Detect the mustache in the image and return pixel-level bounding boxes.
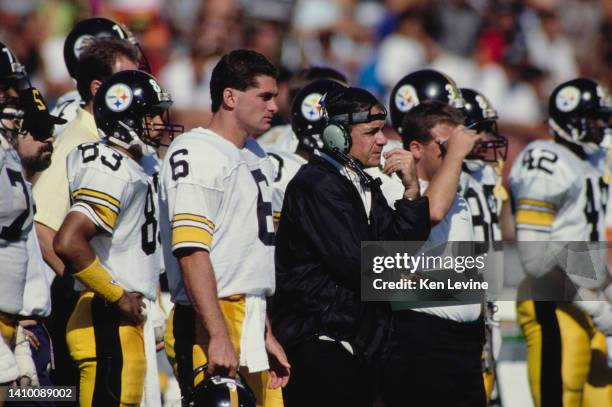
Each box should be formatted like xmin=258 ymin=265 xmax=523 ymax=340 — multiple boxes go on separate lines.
xmin=38 ymin=142 xmax=53 ymax=154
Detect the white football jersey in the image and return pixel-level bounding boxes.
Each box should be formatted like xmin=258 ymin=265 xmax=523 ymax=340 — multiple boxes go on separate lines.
xmin=459 ymin=161 xmax=503 ymax=244
xmin=257 ymin=124 xmax=298 ymax=152
xmin=265 ymin=148 xmax=307 ymax=220
xmin=510 ymin=140 xmax=608 ymax=241
xmin=50 ymin=90 xmax=82 ymax=137
xmin=0 ymin=134 xmax=32 ymax=314
xmin=160 ymin=128 xmax=275 ymax=305
xmin=20 ymin=226 xmax=54 ymax=317
xmin=67 ymin=141 xmax=160 ymax=300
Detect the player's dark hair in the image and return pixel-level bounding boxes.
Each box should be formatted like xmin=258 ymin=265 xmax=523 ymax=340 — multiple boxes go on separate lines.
xmin=75 ymin=37 xmax=140 ymax=103
xmin=209 ymin=49 xmax=278 ymax=113
xmin=400 ymin=100 xmax=465 ymax=147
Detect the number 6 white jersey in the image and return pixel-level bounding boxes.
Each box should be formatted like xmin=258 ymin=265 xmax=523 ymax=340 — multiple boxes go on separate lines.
xmin=159 ymin=128 xmax=276 ymax=305
xmin=66 ymin=141 xmax=160 ymax=300
xmin=509 ymin=139 xmax=608 ymax=241
xmin=0 ymin=134 xmax=33 ymax=314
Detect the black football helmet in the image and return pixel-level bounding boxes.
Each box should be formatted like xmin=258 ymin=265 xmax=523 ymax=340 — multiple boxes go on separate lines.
xmin=0 ymin=42 xmax=29 ymax=141
xmin=63 ymin=17 xmax=150 ymax=79
xmin=291 ymin=79 xmax=346 ymax=153
xmin=192 ymin=366 xmax=256 ymax=407
xmin=461 ymin=88 xmax=508 ymax=162
xmin=549 ymin=77 xmax=612 ymax=151
xmin=93 ymin=70 xmax=183 ymax=150
xmin=389 ymin=69 xmax=465 ymax=135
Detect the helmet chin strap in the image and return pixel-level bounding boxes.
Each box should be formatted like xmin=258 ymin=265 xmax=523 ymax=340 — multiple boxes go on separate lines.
xmin=111 ymin=120 xmax=153 ymax=154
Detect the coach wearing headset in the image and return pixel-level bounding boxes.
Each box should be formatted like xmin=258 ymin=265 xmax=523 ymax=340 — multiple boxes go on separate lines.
xmin=271 ymin=86 xmax=431 ymax=407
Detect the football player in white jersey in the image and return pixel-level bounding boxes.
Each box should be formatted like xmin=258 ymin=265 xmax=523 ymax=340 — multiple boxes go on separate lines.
xmin=258 ymin=67 xmax=347 ymax=152
xmin=387 ymin=70 xmax=508 ymax=404
xmin=380 ymin=99 xmax=487 ymax=407
xmin=267 ymin=78 xmax=346 ymax=226
xmin=14 ymin=86 xmax=65 ymax=389
xmin=53 ymin=70 xmax=181 ymax=406
xmin=160 ymin=49 xmax=289 ymax=407
xmin=459 ymin=87 xmax=508 ymax=403
xmin=510 ymin=78 xmax=612 ymax=407
xmin=0 ymin=43 xmax=33 ymax=364
xmin=51 ymin=17 xmax=150 ymax=135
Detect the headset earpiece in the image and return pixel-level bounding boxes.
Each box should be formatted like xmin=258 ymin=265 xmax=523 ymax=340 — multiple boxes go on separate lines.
xmin=322 ymin=122 xmax=351 ymax=155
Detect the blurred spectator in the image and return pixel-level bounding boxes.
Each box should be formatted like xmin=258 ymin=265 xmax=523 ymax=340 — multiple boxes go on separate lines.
xmin=375 ymin=9 xmax=432 ymax=91
xmin=523 ymin=9 xmax=578 ymax=94
xmin=434 ymin=0 xmax=483 ymax=56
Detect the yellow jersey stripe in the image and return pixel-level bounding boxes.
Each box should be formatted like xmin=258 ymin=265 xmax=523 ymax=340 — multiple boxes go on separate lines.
xmin=516 ymin=209 xmax=554 ymax=227
xmin=172 ymin=225 xmax=212 ymax=248
xmin=172 ymin=213 xmax=215 ymax=230
xmin=518 ymin=198 xmax=557 ymax=210
xmin=72 ymin=188 xmax=120 ymax=208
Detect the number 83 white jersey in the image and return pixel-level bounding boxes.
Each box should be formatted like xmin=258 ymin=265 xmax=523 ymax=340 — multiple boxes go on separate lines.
xmin=159 ymin=128 xmax=276 ymax=305
xmin=66 ymin=141 xmax=160 ymax=300
xmin=509 ymin=139 xmax=608 ymax=241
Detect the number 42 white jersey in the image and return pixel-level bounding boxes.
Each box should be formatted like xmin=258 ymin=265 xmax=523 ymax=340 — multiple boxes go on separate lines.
xmin=509 ymin=140 xmax=608 ymax=241
xmin=66 ymin=142 xmax=160 ymax=300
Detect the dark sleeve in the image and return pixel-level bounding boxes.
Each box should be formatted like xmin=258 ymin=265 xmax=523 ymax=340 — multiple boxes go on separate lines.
xmin=370 ymin=185 xmax=431 ymax=242
xmin=275 ymin=174 xmax=367 ymax=299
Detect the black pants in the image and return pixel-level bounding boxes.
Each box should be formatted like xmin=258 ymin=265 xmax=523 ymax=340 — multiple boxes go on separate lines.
xmin=283 ymin=337 xmax=372 ymax=407
xmin=381 ymin=310 xmax=486 ymax=407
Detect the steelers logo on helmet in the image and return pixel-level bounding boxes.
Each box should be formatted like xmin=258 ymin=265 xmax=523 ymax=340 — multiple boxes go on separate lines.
xmin=301 ymin=92 xmax=323 ymax=122
xmin=73 ymin=35 xmax=95 ymax=59
xmin=105 ymin=83 xmax=133 ymax=112
xmin=394 ymin=84 xmax=419 ymax=112
xmin=555 ymin=86 xmax=581 ymax=113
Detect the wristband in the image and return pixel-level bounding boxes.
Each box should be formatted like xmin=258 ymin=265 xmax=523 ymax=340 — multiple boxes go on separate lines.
xmin=73 ymin=256 xmax=124 ymax=303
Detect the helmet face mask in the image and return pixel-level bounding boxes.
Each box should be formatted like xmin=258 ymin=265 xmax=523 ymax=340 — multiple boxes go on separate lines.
xmin=468 ymin=122 xmax=509 ymax=162
xmin=0 ymin=43 xmax=28 ymax=142
xmin=460 ymin=88 xmax=508 ymax=163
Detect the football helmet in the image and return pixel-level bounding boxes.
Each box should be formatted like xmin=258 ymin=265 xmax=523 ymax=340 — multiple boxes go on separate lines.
xmin=291 ymin=79 xmax=346 ymax=153
xmin=389 ymin=69 xmax=464 ymax=135
xmin=63 ymin=17 xmax=150 ymax=79
xmin=549 ymin=77 xmax=612 ymax=152
xmin=192 ymin=365 xmax=256 ymax=407
xmin=0 ymin=42 xmax=28 ymax=141
xmin=93 ymin=70 xmax=183 ymax=150
xmin=461 ymin=88 xmax=508 ymax=162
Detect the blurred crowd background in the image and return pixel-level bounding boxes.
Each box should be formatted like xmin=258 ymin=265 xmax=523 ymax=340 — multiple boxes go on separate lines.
xmin=0 ymin=0 xmax=610 ymax=186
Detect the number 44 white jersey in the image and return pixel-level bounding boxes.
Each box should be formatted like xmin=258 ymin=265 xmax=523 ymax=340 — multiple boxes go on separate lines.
xmin=509 ymin=139 xmax=608 ymax=241
xmin=66 ymin=142 xmax=160 ymax=300
xmin=159 ymin=128 xmax=276 ymax=305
